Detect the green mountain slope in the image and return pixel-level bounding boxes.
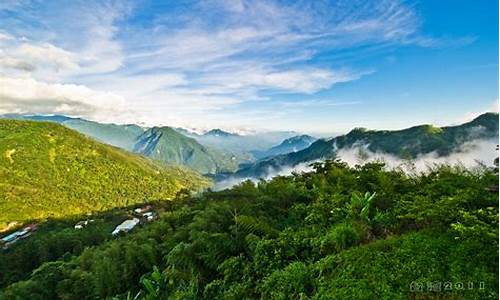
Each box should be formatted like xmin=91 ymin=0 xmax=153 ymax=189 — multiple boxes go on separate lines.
xmin=235 ymin=112 xmax=499 ymax=178
xmin=0 ymin=120 xmax=210 ymax=230
xmin=133 ymin=127 xmax=239 ymax=174
xmin=0 ymin=114 xmax=145 ymax=151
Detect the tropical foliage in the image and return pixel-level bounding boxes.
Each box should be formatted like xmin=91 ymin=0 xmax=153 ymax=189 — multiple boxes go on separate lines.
xmin=1 ymin=160 xmax=497 ymax=299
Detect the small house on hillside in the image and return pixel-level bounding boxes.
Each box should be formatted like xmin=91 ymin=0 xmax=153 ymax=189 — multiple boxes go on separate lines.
xmin=74 ymin=219 xmax=95 ymax=229
xmin=142 ymin=212 xmax=156 ymax=222
xmin=112 ymin=218 xmax=140 ymax=236
xmin=0 ymin=224 xmax=38 ymax=248
xmin=134 ymin=205 xmax=152 ymax=214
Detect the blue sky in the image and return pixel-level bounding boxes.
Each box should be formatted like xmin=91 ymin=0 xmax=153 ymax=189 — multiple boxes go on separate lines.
xmin=0 ymin=0 xmax=497 ymax=134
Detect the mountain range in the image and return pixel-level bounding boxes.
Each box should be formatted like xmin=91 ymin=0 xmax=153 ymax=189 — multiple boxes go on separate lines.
xmin=1 ymin=113 xmax=498 ymax=181
xmin=233 ymin=113 xmax=499 ymax=178
xmin=0 ymin=115 xmax=254 ymax=173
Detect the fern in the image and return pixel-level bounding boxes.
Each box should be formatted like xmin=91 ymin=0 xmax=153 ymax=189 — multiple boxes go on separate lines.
xmin=234 ymin=215 xmax=279 ymax=237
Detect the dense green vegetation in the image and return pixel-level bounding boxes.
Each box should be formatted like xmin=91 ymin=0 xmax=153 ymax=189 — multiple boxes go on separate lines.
xmin=134 ymin=126 xmax=240 ymax=174
xmin=1 ymin=114 xmax=145 ymax=151
xmin=0 ymin=120 xmax=210 ymax=230
xmin=0 ymin=211 xmax=125 ymax=287
xmin=237 ymin=112 xmax=499 ymax=178
xmin=1 ymin=160 xmax=497 ymax=299
xmin=0 ymin=201 xmax=179 ymax=289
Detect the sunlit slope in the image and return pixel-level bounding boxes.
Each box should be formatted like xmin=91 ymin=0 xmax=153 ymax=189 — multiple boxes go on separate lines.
xmin=0 ymin=120 xmax=210 ymax=229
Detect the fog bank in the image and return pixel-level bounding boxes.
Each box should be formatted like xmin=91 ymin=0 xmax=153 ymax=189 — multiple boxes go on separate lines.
xmin=214 ymin=139 xmax=498 ymax=190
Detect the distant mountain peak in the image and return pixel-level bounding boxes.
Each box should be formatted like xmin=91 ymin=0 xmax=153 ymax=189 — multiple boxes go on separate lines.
xmin=254 ymin=134 xmax=317 ymax=159
xmin=204 ymin=129 xmax=239 ymax=137
xmin=281 ymin=134 xmax=316 ymax=144
xmin=467 ymin=112 xmax=499 ymax=126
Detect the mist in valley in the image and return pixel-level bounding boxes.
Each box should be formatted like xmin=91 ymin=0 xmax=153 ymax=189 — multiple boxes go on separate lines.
xmin=214 ymin=138 xmax=499 ymax=190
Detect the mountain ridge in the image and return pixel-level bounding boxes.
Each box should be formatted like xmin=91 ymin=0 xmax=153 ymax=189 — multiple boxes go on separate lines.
xmin=133 ymin=126 xmax=239 ymax=174
xmin=255 ymin=134 xmax=317 ymax=158
xmin=233 ymin=112 xmax=499 ymax=178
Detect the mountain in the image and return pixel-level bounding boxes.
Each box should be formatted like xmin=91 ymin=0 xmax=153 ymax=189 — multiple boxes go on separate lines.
xmin=61 ymin=119 xmax=144 ymax=151
xmin=194 ymin=130 xmax=298 ymax=159
xmin=1 ymin=114 xmax=74 ymax=123
xmin=133 ymin=126 xmax=239 ymax=174
xmin=234 ymin=113 xmax=499 ymax=178
xmin=255 ymin=134 xmax=317 ymax=158
xmin=0 ymin=114 xmax=144 ymax=151
xmin=333 ymin=112 xmax=499 ymax=157
xmin=0 ymin=120 xmax=210 ymax=230
xmin=203 ymin=129 xmax=239 ymax=137
xmin=1 ymin=115 xmax=302 ymax=172
xmin=171 ymin=128 xmax=299 ymax=165
xmin=173 ymin=127 xmax=200 ymax=137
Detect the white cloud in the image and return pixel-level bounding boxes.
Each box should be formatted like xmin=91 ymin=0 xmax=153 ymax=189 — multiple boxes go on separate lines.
xmin=1 ymin=1 xmax=129 ymax=75
xmin=0 ymin=42 xmax=79 ymax=78
xmin=0 ymin=76 xmax=129 ymax=121
xmin=335 ymin=139 xmax=499 ymax=172
xmin=279 ymin=99 xmax=361 ymax=109
xmin=215 ymin=138 xmax=499 ymax=190
xmin=123 ymin=0 xmax=418 ymax=82
xmin=213 ymin=160 xmax=317 ymax=191
xmin=199 ymin=67 xmax=364 ymax=94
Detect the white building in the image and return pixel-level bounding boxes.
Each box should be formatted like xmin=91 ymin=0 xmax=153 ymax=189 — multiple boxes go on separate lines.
xmin=112 ymin=218 xmax=140 ymax=236
xmin=143 ymin=212 xmax=155 ymax=221
xmin=74 ymin=219 xmax=94 ymax=229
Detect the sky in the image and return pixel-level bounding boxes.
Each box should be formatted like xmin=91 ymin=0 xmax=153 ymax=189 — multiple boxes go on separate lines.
xmin=0 ymin=0 xmax=498 ymax=134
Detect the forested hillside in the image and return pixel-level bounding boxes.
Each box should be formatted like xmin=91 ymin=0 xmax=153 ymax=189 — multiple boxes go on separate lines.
xmin=0 ymin=120 xmax=210 ymax=230
xmin=1 ymin=160 xmax=497 ymax=299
